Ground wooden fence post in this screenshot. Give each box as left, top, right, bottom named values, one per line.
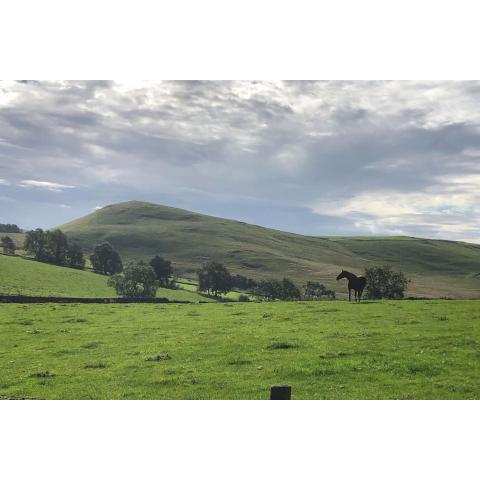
left=270, top=385, right=291, bottom=400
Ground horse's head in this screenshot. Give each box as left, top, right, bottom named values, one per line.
left=336, top=270, right=346, bottom=281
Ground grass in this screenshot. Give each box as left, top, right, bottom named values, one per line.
left=0, top=253, right=115, bottom=297
left=0, top=253, right=212, bottom=302
left=58, top=200, right=480, bottom=299
left=0, top=300, right=479, bottom=399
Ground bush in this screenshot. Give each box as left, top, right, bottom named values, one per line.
left=365, top=266, right=409, bottom=299
left=254, top=277, right=301, bottom=301
left=303, top=281, right=336, bottom=300
left=238, top=294, right=250, bottom=302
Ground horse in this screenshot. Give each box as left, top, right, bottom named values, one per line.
left=336, top=270, right=367, bottom=302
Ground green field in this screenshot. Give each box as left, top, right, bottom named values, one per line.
left=0, top=253, right=210, bottom=302
left=1, top=300, right=478, bottom=399
left=59, top=201, right=480, bottom=298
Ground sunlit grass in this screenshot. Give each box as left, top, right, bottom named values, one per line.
left=1, top=300, right=478, bottom=399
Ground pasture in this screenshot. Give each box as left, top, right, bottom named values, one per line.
left=0, top=253, right=211, bottom=302
left=0, top=300, right=478, bottom=399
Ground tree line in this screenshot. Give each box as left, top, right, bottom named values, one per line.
left=23, top=229, right=85, bottom=268
left=0, top=223, right=21, bottom=233
left=195, top=261, right=337, bottom=301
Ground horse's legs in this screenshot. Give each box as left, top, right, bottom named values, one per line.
left=349, top=289, right=351, bottom=301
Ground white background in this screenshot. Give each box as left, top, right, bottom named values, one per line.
left=1, top=1, right=479, bottom=478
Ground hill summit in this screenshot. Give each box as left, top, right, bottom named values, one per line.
left=59, top=200, right=480, bottom=298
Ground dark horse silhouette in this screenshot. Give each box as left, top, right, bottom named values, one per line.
left=336, top=270, right=367, bottom=302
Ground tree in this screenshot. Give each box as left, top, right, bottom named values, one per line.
left=231, top=274, right=257, bottom=291
left=108, top=262, right=158, bottom=298
left=45, top=229, right=69, bottom=265
left=149, top=256, right=173, bottom=287
left=255, top=279, right=283, bottom=300
left=66, top=243, right=85, bottom=269
left=90, top=242, right=123, bottom=275
left=197, top=262, right=232, bottom=297
left=281, top=278, right=301, bottom=300
left=24, top=229, right=48, bottom=261
left=365, top=266, right=409, bottom=299
left=0, top=224, right=21, bottom=233
left=1, top=236, right=15, bottom=255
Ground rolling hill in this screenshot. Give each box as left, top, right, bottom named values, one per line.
left=59, top=201, right=480, bottom=299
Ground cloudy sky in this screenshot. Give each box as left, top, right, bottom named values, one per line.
left=1, top=80, right=480, bottom=242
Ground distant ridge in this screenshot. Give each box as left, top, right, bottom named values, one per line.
left=59, top=200, right=480, bottom=298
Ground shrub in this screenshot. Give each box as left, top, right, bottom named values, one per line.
left=365, top=266, right=410, bottom=299
left=255, top=278, right=301, bottom=301
left=238, top=294, right=250, bottom=302
left=303, top=281, right=336, bottom=300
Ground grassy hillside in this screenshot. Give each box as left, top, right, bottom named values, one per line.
left=0, top=253, right=210, bottom=302
left=0, top=253, right=115, bottom=297
left=1, top=300, right=479, bottom=399
left=59, top=201, right=480, bottom=298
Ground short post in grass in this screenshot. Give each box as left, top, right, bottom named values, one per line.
left=270, top=385, right=291, bottom=400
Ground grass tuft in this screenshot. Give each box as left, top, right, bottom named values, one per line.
left=268, top=341, right=299, bottom=350
left=319, top=351, right=350, bottom=359
left=31, top=371, right=55, bottom=378
left=228, top=359, right=252, bottom=366
left=84, top=362, right=108, bottom=369
left=81, top=342, right=102, bottom=349
left=145, top=354, right=171, bottom=362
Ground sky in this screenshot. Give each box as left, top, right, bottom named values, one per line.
left=1, top=80, right=480, bottom=242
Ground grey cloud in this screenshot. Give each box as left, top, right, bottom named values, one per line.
left=1, top=80, right=480, bottom=241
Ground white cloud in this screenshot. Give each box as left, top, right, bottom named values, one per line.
left=19, top=180, right=76, bottom=192
left=312, top=185, right=480, bottom=241
left=0, top=178, right=10, bottom=185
